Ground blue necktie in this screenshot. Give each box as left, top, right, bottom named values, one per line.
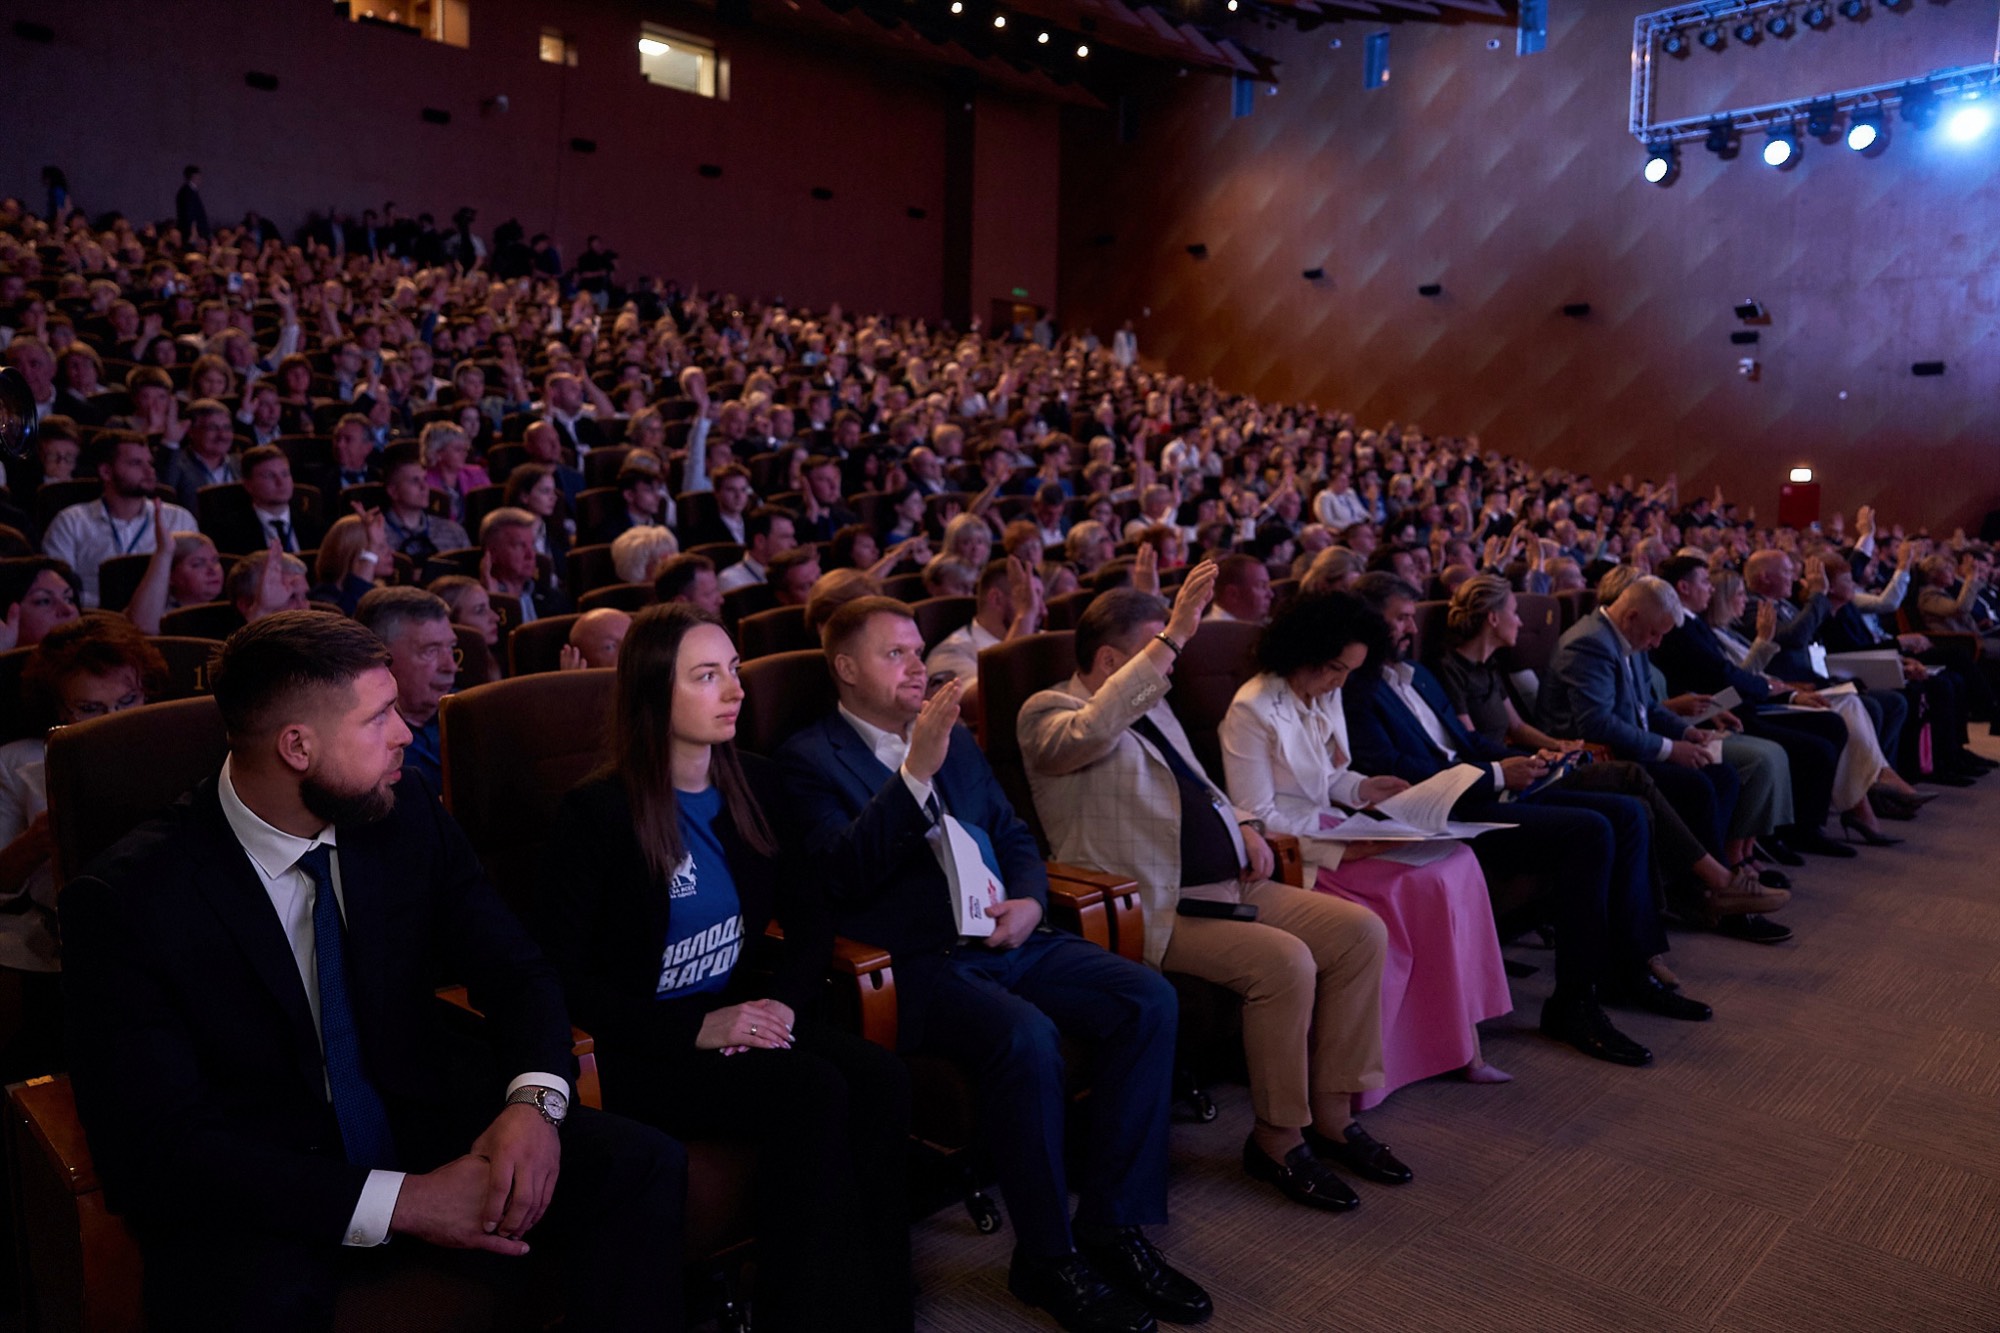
left=296, top=845, right=398, bottom=1170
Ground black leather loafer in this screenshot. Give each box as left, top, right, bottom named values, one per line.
left=1602, top=973, right=1713, bottom=1022
left=1079, top=1228, right=1212, bottom=1325
left=1241, top=1137, right=1359, bottom=1212
left=1789, top=829, right=1858, bottom=859
left=1540, top=995, right=1653, bottom=1067
left=1756, top=836, right=1806, bottom=867
left=1008, top=1250, right=1157, bottom=1333
left=1715, top=913, right=1793, bottom=944
left=1303, top=1122, right=1413, bottom=1185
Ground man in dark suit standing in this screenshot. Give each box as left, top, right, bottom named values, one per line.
left=61, top=612, right=684, bottom=1330
left=777, top=597, right=1205, bottom=1333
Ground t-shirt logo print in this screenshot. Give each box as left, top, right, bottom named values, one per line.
left=656, top=852, right=745, bottom=997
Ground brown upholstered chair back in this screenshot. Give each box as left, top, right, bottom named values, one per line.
left=910, top=595, right=975, bottom=650
left=738, top=604, right=815, bottom=661
left=45, top=695, right=228, bottom=888
left=1500, top=592, right=1564, bottom=680
left=976, top=630, right=1078, bottom=853
left=1555, top=588, right=1596, bottom=628
left=1165, top=619, right=1260, bottom=784
left=564, top=543, right=620, bottom=594
left=158, top=601, right=246, bottom=641
left=879, top=572, right=928, bottom=603
left=1410, top=600, right=1450, bottom=667
left=507, top=613, right=582, bottom=676
left=439, top=670, right=613, bottom=917
left=1043, top=589, right=1098, bottom=631
left=149, top=635, right=223, bottom=698
left=578, top=582, right=656, bottom=614
left=737, top=650, right=839, bottom=760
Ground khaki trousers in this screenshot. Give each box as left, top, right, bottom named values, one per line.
left=1160, top=878, right=1387, bottom=1129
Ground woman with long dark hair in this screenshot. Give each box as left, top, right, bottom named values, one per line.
left=535, top=604, right=912, bottom=1332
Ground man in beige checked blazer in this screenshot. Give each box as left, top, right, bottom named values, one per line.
left=1019, top=567, right=1406, bottom=1213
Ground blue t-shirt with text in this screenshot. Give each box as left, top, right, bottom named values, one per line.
left=656, top=785, right=745, bottom=999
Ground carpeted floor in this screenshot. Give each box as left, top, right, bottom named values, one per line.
left=908, top=735, right=2000, bottom=1331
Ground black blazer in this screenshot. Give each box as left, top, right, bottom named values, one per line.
left=61, top=773, right=572, bottom=1246
left=532, top=758, right=829, bottom=1118
left=209, top=495, right=329, bottom=557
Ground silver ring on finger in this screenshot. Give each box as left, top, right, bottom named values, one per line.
left=750, top=1024, right=759, bottom=1036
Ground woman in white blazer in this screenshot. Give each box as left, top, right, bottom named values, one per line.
left=1220, top=591, right=1514, bottom=1108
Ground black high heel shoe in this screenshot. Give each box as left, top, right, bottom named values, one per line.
left=1839, top=812, right=1902, bottom=847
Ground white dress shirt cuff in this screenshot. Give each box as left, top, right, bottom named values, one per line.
left=506, top=1071, right=572, bottom=1103
left=344, top=1170, right=405, bottom=1246
left=1655, top=735, right=1674, bottom=761
left=1489, top=763, right=1505, bottom=793
left=899, top=766, right=936, bottom=815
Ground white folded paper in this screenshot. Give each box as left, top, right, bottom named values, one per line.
left=1317, top=763, right=1514, bottom=842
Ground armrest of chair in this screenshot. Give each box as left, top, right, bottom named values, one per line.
left=828, top=935, right=899, bottom=1053
left=1046, top=862, right=1144, bottom=960
left=1920, top=630, right=1983, bottom=662
left=8, top=1075, right=145, bottom=1333
left=1265, top=833, right=1305, bottom=888
left=434, top=986, right=602, bottom=1111
left=757, top=923, right=900, bottom=1053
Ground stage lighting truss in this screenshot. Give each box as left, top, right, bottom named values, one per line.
left=1630, top=0, right=2000, bottom=172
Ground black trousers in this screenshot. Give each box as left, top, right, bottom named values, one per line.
left=1641, top=760, right=1738, bottom=855
left=1466, top=790, right=1663, bottom=989
left=1746, top=708, right=1845, bottom=827
left=139, top=1104, right=687, bottom=1333
left=639, top=1025, right=913, bottom=1333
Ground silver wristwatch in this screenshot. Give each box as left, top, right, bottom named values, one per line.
left=506, top=1084, right=569, bottom=1129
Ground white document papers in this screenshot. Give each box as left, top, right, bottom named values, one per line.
left=1688, top=687, right=1742, bottom=725
left=940, top=814, right=1003, bottom=936
left=1317, top=763, right=1514, bottom=842
left=1825, top=650, right=1904, bottom=691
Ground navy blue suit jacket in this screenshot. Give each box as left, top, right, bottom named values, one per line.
left=1654, top=615, right=1775, bottom=705
left=777, top=712, right=1047, bottom=1049
left=61, top=773, right=571, bottom=1246
left=1344, top=662, right=1515, bottom=792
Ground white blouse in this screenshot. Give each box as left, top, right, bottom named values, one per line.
left=1219, top=672, right=1370, bottom=875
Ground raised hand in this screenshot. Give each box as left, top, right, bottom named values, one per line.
left=905, top=677, right=963, bottom=784
left=1133, top=542, right=1160, bottom=595
left=1165, top=559, right=1219, bottom=644
left=1754, top=598, right=1778, bottom=642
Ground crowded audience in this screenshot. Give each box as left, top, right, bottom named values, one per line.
left=2, top=186, right=1991, bottom=1332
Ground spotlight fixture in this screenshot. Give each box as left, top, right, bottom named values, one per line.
left=1901, top=81, right=1940, bottom=129
left=1838, top=0, right=1865, bottom=17
left=1846, top=105, right=1885, bottom=151
left=1185, top=243, right=1208, bottom=258
left=1802, top=3, right=1831, bottom=26
left=1075, top=42, right=1088, bottom=56
left=1733, top=21, right=1760, bottom=42
left=1699, top=26, right=1725, bottom=49
left=1767, top=11, right=1793, bottom=37
left=1036, top=30, right=1048, bottom=42
left=1659, top=28, right=1688, bottom=55
left=1806, top=99, right=1838, bottom=138
left=950, top=1, right=962, bottom=11
left=1763, top=125, right=1800, bottom=167
left=1704, top=118, right=1739, bottom=157
left=1944, top=95, right=1995, bottom=144
left=992, top=12, right=1006, bottom=26
left=1227, top=0, right=1239, bottom=10
left=1643, top=140, right=1679, bottom=185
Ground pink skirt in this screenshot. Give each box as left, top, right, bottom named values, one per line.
left=1314, top=845, right=1513, bottom=1111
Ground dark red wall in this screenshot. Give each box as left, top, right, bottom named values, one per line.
left=4, top=0, right=1020, bottom=318
left=1060, top=1, right=2000, bottom=530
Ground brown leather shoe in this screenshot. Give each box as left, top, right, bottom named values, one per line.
left=1704, top=868, right=1790, bottom=917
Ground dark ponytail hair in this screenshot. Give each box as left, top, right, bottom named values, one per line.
left=610, top=602, right=776, bottom=886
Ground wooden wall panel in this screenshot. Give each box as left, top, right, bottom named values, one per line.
left=1059, top=1, right=2000, bottom=530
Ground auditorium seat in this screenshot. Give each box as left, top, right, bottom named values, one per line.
left=157, top=601, right=246, bottom=641
left=1043, top=588, right=1097, bottom=631
left=94, top=554, right=152, bottom=615
left=1556, top=588, right=1595, bottom=627
left=686, top=541, right=744, bottom=571
left=564, top=542, right=620, bottom=594
left=147, top=635, right=222, bottom=699
left=1499, top=591, right=1563, bottom=684
left=880, top=572, right=929, bottom=603
left=578, top=582, right=656, bottom=614
left=507, top=613, right=582, bottom=676
left=1410, top=599, right=1450, bottom=668
left=737, top=604, right=815, bottom=661
left=975, top=631, right=1078, bottom=854
left=460, top=483, right=507, bottom=536
left=909, top=595, right=974, bottom=650
left=582, top=445, right=633, bottom=488
left=1162, top=619, right=1259, bottom=784
left=721, top=583, right=778, bottom=628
